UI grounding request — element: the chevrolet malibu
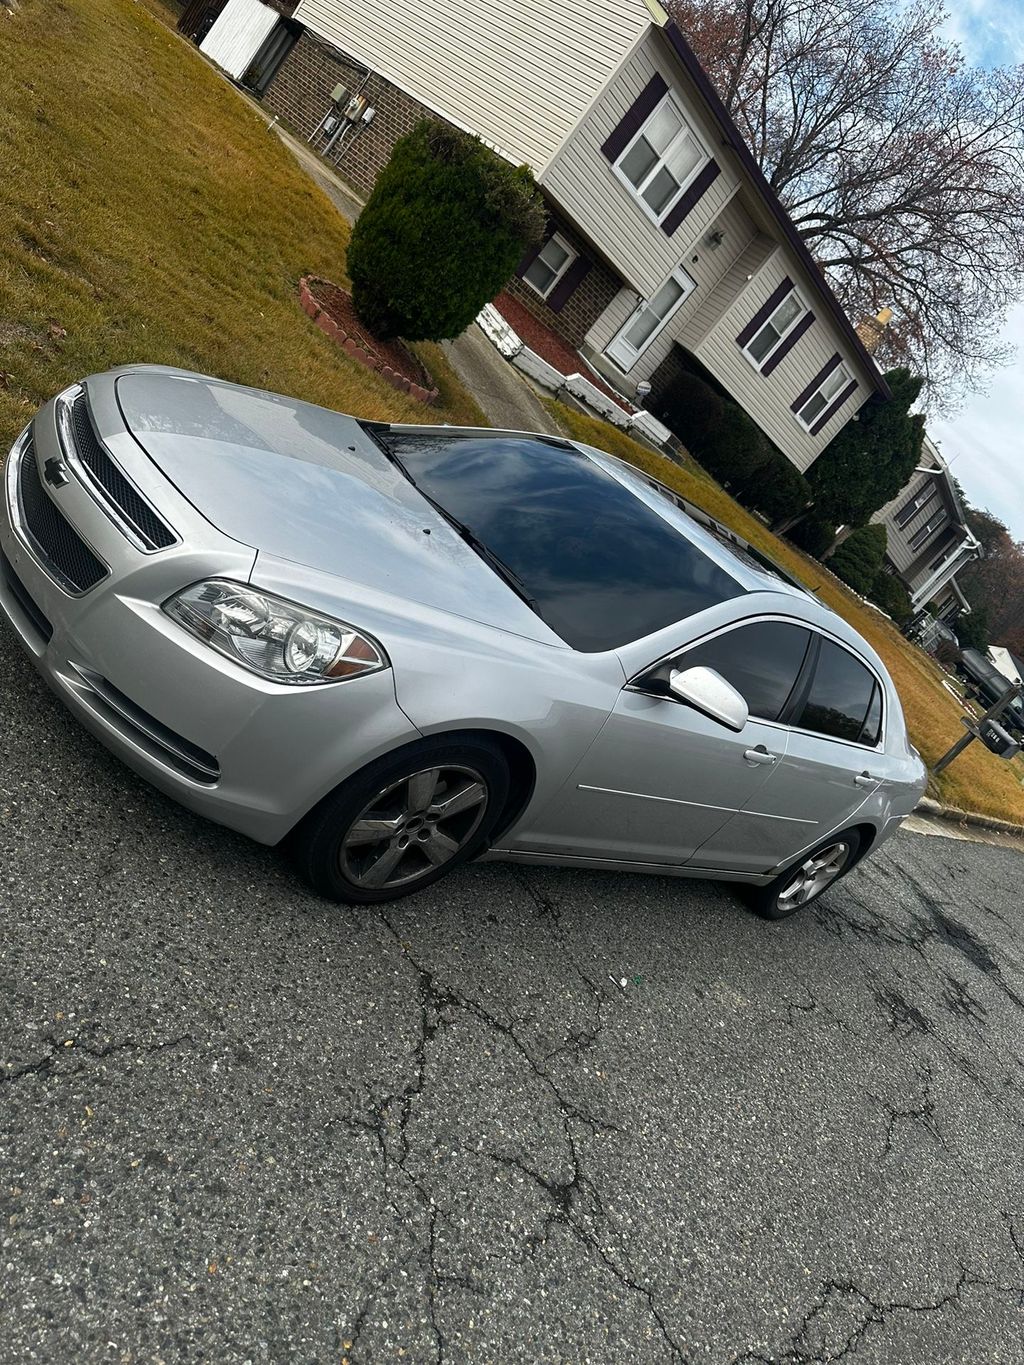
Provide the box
[0,368,927,918]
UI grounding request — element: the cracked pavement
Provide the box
[2,631,1024,1363]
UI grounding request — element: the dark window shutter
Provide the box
[515,216,557,278]
[791,354,842,414]
[547,256,593,313]
[601,74,668,162]
[809,380,857,435]
[760,310,815,376]
[736,277,794,349]
[661,159,721,236]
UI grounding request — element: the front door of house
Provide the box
[605,268,695,372]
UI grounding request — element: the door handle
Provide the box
[743,746,777,766]
[854,772,879,789]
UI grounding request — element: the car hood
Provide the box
[114,371,561,643]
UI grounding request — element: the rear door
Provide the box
[686,634,886,873]
[526,619,811,866]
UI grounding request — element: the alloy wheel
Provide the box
[775,841,850,911]
[339,765,490,890]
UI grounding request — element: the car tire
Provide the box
[743,830,862,921]
[290,735,511,904]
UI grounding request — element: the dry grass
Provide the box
[550,403,1024,823]
[0,0,487,451]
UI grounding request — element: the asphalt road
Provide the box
[2,625,1024,1364]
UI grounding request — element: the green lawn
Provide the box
[2,0,1020,825]
[0,0,486,446]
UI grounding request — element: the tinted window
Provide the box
[795,639,877,742]
[381,435,743,651]
[680,621,811,721]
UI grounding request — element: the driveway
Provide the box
[2,623,1023,1363]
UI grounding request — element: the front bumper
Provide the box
[0,392,419,844]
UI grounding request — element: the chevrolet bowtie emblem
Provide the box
[43,457,70,488]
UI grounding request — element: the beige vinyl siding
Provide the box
[539,28,740,295]
[583,197,760,379]
[874,471,937,574]
[291,0,651,171]
[692,257,872,472]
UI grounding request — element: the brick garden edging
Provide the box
[299,276,439,404]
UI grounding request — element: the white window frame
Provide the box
[795,363,853,432]
[612,93,709,226]
[742,289,808,371]
[605,267,696,372]
[522,232,577,300]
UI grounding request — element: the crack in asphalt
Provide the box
[731,1269,973,1363]
[873,1061,944,1160]
[0,1031,195,1086]
[336,910,695,1359]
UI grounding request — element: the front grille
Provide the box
[0,549,54,643]
[70,664,220,785]
[17,439,108,594]
[70,394,175,550]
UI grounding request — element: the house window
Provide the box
[523,234,577,299]
[605,268,695,371]
[895,485,937,528]
[796,364,853,430]
[910,511,948,551]
[743,290,807,368]
[614,95,706,224]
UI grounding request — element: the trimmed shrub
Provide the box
[659,373,770,485]
[826,523,888,595]
[867,570,912,622]
[348,121,545,340]
[733,450,812,525]
[789,514,837,559]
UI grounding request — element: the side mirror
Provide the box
[668,665,748,732]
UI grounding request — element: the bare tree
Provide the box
[667,0,1024,400]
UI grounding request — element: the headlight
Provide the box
[162,580,388,686]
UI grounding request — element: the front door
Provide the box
[605,268,695,372]
[527,689,791,865]
[527,618,813,867]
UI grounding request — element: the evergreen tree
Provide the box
[807,369,925,526]
[348,122,545,341]
[826,523,888,595]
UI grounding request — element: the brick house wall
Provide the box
[262,31,437,197]
[507,244,624,351]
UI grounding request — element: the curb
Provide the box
[915,795,1024,839]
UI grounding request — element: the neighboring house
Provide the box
[989,646,1024,687]
[871,435,981,619]
[194,0,890,472]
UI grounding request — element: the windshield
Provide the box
[373,433,744,652]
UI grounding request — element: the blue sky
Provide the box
[927,0,1024,538]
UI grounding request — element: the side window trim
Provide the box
[628,617,887,750]
[782,631,886,750]
[778,631,821,726]
[628,614,813,722]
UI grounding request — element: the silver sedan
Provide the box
[0,367,927,918]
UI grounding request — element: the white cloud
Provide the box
[930,302,1024,537]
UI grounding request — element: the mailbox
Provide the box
[979,719,1020,760]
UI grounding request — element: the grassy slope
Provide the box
[0,0,486,445]
[550,404,1024,823]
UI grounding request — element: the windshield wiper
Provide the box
[360,425,543,616]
